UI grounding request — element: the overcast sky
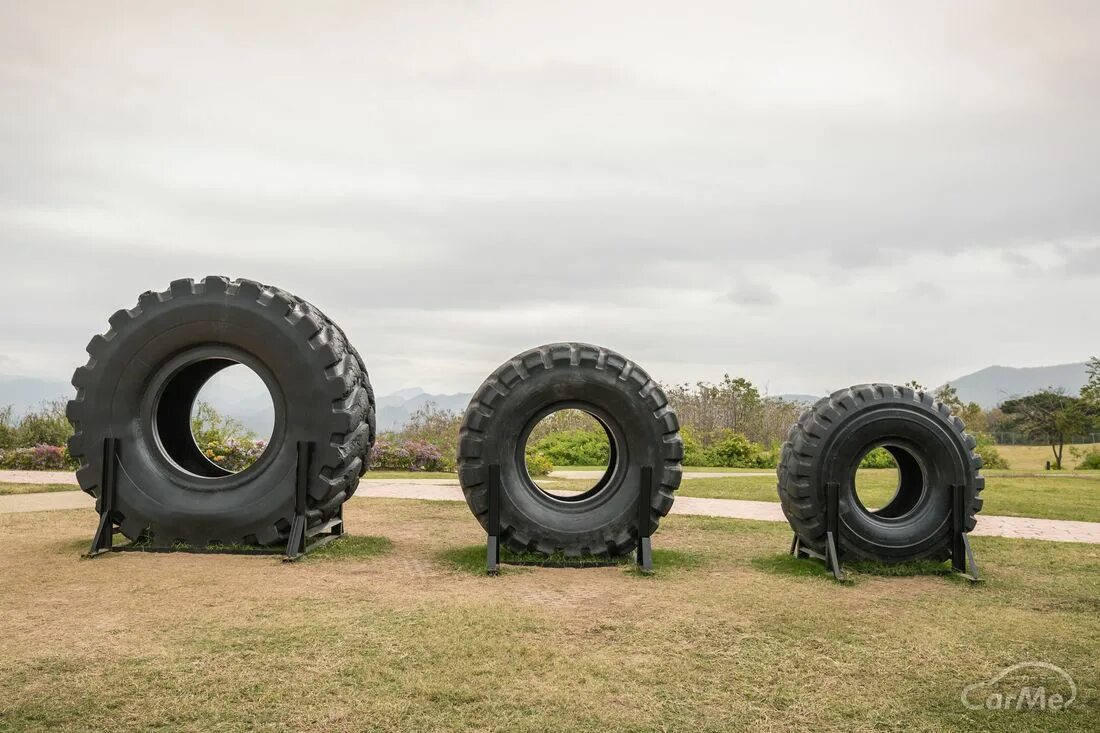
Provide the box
[1,1,1098,398]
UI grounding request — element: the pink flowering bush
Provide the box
[0,444,78,470]
[369,438,448,472]
[196,436,268,473]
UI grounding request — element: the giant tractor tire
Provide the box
[777,383,984,564]
[457,342,683,557]
[66,276,375,547]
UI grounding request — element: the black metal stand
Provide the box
[950,484,980,581]
[282,441,345,561]
[636,465,654,573]
[485,463,656,574]
[87,437,120,556]
[790,482,979,582]
[85,439,342,561]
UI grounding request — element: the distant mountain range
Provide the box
[774,393,821,405]
[940,362,1089,409]
[775,362,1089,409]
[376,389,472,431]
[0,361,1091,428]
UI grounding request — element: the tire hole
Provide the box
[155,360,274,477]
[853,444,925,518]
[523,409,614,498]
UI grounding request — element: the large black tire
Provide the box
[457,343,682,557]
[66,276,375,547]
[777,384,984,564]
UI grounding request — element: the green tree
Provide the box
[935,383,987,432]
[1001,390,1097,469]
[1082,356,1100,406]
[191,401,256,445]
[664,375,799,448]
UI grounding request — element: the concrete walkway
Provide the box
[0,470,77,485]
[3,474,1099,545]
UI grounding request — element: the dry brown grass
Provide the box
[0,483,76,496]
[0,499,1097,732]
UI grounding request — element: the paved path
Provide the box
[3,477,1099,545]
[0,470,77,485]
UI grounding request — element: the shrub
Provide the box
[395,402,462,471]
[974,432,1009,470]
[369,438,448,472]
[525,451,554,477]
[15,400,73,448]
[0,401,74,450]
[709,430,777,468]
[0,444,78,471]
[753,443,781,469]
[1077,451,1100,470]
[860,447,897,469]
[188,401,268,472]
[194,436,267,473]
[680,426,711,467]
[529,429,610,466]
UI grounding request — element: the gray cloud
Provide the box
[726,281,779,307]
[1,1,1098,397]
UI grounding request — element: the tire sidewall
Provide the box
[82,294,330,542]
[815,400,976,562]
[474,363,666,553]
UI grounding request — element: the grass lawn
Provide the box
[0,499,1096,732]
[0,483,79,496]
[539,470,1100,524]
[676,472,1100,524]
[559,465,768,474]
[996,443,1100,472]
[362,470,458,480]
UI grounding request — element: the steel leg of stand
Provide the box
[284,441,312,561]
[486,464,501,574]
[88,437,119,556]
[824,531,844,581]
[952,484,979,581]
[824,481,845,580]
[636,466,654,573]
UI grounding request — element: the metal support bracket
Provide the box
[86,437,120,556]
[484,463,657,574]
[636,465,654,574]
[951,483,980,581]
[791,480,980,582]
[85,439,342,561]
[486,464,501,574]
